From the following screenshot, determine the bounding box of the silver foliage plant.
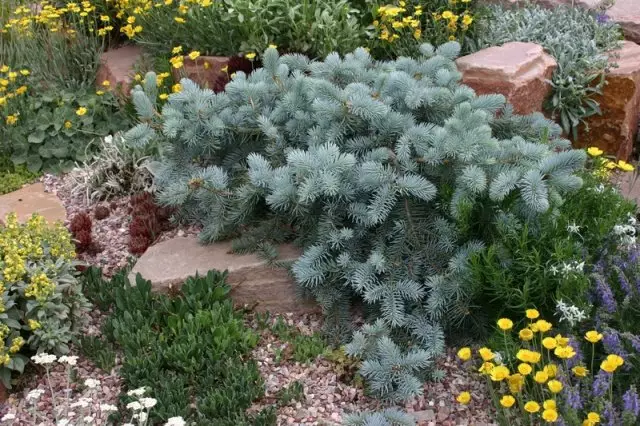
[474,4,622,137]
[125,44,586,402]
[66,133,154,204]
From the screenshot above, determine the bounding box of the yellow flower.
[479,347,494,361]
[542,337,557,350]
[268,43,278,49]
[457,347,471,361]
[159,93,169,100]
[101,80,110,87]
[518,363,532,375]
[174,17,185,23]
[525,309,540,319]
[605,161,617,170]
[543,408,559,423]
[442,10,453,19]
[20,69,30,76]
[221,65,229,73]
[462,15,473,26]
[618,160,634,172]
[586,412,600,424]
[500,395,515,408]
[554,345,576,359]
[516,349,541,364]
[76,107,87,116]
[96,90,105,96]
[172,83,182,93]
[601,354,624,373]
[543,400,556,410]
[245,52,257,60]
[547,380,563,393]
[456,391,471,405]
[188,50,201,61]
[478,362,494,375]
[534,320,552,333]
[585,330,603,343]
[413,29,421,40]
[5,114,18,125]
[572,365,588,377]
[534,371,549,384]
[524,401,540,413]
[64,120,72,129]
[100,15,110,22]
[555,334,569,347]
[172,46,183,54]
[497,318,513,331]
[28,319,42,330]
[544,364,558,378]
[15,85,27,95]
[587,147,604,157]
[507,374,524,393]
[490,365,510,382]
[519,328,534,341]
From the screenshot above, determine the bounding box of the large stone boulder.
[455,42,556,115]
[128,236,317,314]
[573,41,640,160]
[95,45,142,95]
[0,183,65,224]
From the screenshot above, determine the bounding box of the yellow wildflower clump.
[456,311,619,425]
[0,213,81,375]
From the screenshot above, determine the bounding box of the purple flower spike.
[623,387,640,417]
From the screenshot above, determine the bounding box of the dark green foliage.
[2,86,132,173]
[81,268,274,424]
[78,335,117,372]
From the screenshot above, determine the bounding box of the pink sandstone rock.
[95,45,142,95]
[0,183,66,224]
[574,41,640,160]
[172,56,231,91]
[455,42,556,115]
[607,0,640,44]
[128,236,318,314]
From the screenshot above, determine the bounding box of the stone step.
[95,45,142,95]
[129,236,318,314]
[0,182,65,224]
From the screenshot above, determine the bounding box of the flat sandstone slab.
[129,236,317,314]
[0,183,66,224]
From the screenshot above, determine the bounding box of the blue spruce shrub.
[126,43,586,402]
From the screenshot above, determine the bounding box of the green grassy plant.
[81,267,276,425]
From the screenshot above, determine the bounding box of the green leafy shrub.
[82,267,274,424]
[126,44,587,401]
[116,0,365,58]
[0,213,89,388]
[473,5,622,137]
[2,86,132,173]
[466,154,636,333]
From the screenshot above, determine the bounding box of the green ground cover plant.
[473,5,622,137]
[125,43,587,402]
[0,154,39,195]
[81,267,276,425]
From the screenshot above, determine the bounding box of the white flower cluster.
[2,353,185,426]
[556,299,587,326]
[549,260,585,277]
[613,213,638,246]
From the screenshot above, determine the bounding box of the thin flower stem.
[45,367,58,422]
[591,344,595,376]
